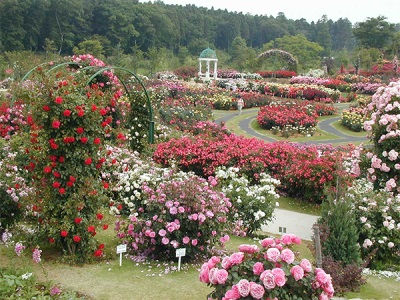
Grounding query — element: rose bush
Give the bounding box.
[200,234,334,299]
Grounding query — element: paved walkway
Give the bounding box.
[261,208,319,241]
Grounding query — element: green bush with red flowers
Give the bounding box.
[13,63,124,263]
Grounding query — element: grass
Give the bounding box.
[277,196,321,216]
[331,120,369,137]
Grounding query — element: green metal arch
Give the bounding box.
[16,62,154,144]
[257,49,298,71]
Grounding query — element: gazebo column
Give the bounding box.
[213,61,218,79]
[206,60,210,79]
[198,60,202,77]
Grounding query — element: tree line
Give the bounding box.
[0,0,399,75]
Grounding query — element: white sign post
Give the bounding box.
[116,244,127,267]
[175,248,186,272]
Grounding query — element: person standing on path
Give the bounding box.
[237,96,244,115]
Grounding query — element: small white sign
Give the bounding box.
[116,244,127,254]
[176,248,186,257]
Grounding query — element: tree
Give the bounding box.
[331,18,356,51]
[353,16,396,49]
[72,39,105,59]
[315,15,332,57]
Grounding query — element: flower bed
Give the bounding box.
[200,234,334,299]
[257,70,297,78]
[290,76,349,92]
[341,107,366,132]
[153,135,351,202]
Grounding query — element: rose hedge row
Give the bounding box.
[153,134,351,202]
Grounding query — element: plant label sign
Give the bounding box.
[116,244,127,254]
[117,244,127,267]
[176,248,186,272]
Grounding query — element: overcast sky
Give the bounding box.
[142,0,399,24]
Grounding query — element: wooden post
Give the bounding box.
[313,224,322,268]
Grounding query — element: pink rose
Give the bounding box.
[216,269,229,284]
[300,258,312,273]
[165,201,174,208]
[182,236,190,244]
[229,252,244,265]
[161,237,169,245]
[272,268,286,287]
[261,270,275,290]
[191,239,198,246]
[250,282,265,299]
[208,267,219,284]
[207,256,221,269]
[280,248,295,264]
[199,263,210,283]
[315,268,329,284]
[158,229,166,237]
[169,207,177,214]
[265,248,281,262]
[253,262,264,275]
[221,256,232,270]
[237,279,250,297]
[260,238,275,248]
[238,244,259,254]
[224,285,240,300]
[319,292,329,300]
[281,233,301,245]
[290,265,305,281]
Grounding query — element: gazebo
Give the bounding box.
[198,47,218,80]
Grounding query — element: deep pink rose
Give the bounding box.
[229,252,244,265]
[207,256,221,269]
[260,238,275,248]
[261,270,275,290]
[238,244,259,254]
[224,285,240,300]
[253,262,264,275]
[265,248,281,262]
[199,263,210,283]
[208,268,219,284]
[216,269,229,284]
[315,268,329,284]
[237,279,250,297]
[300,258,312,273]
[272,268,286,287]
[280,248,295,264]
[250,282,265,299]
[221,256,232,270]
[290,265,305,281]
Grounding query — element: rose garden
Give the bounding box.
[0,53,399,299]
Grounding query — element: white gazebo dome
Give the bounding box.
[198,47,218,80]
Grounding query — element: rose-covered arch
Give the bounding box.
[257,49,298,71]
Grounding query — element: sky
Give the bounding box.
[143,0,400,24]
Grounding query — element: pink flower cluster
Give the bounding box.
[200,234,334,299]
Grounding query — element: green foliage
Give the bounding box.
[318,187,361,266]
[353,16,396,49]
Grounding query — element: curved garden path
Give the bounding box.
[213,103,368,244]
[213,103,368,145]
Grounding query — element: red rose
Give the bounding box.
[55,96,63,104]
[76,127,84,134]
[63,109,71,117]
[60,230,68,237]
[43,105,51,111]
[93,138,101,145]
[87,225,95,233]
[77,110,84,117]
[117,204,123,210]
[53,171,60,177]
[59,188,66,194]
[52,181,61,188]
[74,217,82,224]
[58,156,65,163]
[94,249,103,257]
[48,237,55,243]
[85,157,92,165]
[101,121,108,127]
[69,175,76,182]
[52,120,61,129]
[98,243,105,249]
[44,166,52,173]
[73,235,81,243]
[67,181,74,187]
[96,213,104,220]
[99,108,107,116]
[103,224,109,230]
[117,133,126,140]
[103,182,109,189]
[91,104,97,111]
[80,137,88,144]
[50,156,57,162]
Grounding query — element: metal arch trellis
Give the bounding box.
[257,49,298,71]
[16,62,154,144]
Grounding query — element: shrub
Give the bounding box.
[200,234,335,299]
[341,107,366,132]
